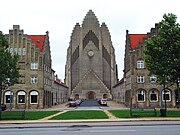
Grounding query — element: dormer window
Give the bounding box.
[137,60,144,69]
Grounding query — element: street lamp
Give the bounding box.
[6,78,12,111]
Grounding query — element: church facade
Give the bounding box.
[65,10,118,100]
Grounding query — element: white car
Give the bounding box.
[100,99,107,106]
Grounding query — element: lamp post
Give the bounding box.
[7,78,12,111]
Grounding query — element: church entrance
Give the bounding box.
[87,91,96,99]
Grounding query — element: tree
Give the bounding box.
[144,13,180,108]
[0,32,20,109]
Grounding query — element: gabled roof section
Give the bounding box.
[82,10,100,27]
[129,34,147,49]
[27,35,46,52]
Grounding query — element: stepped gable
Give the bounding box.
[27,35,46,52]
[129,34,147,49]
[82,10,100,27]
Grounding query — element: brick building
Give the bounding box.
[2,25,68,109]
[122,24,178,108]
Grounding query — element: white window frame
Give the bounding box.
[137,76,144,83]
[31,62,38,70]
[162,90,171,102]
[17,91,26,104]
[18,48,22,55]
[4,91,13,104]
[137,60,144,69]
[22,48,26,55]
[31,76,38,84]
[149,90,158,102]
[137,90,145,102]
[30,91,38,104]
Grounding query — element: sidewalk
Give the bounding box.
[0,101,180,124]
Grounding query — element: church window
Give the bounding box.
[83,30,99,49]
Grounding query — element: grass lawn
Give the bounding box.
[0,111,60,120]
[109,109,180,118]
[50,110,109,120]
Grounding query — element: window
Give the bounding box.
[14,48,17,54]
[137,60,144,69]
[10,48,13,54]
[18,48,22,55]
[22,48,26,55]
[4,91,13,103]
[31,62,38,69]
[162,90,171,101]
[31,77,38,84]
[137,90,145,102]
[30,91,38,104]
[150,90,158,102]
[150,75,157,83]
[17,91,25,104]
[137,76,144,83]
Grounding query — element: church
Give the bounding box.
[65,10,119,100]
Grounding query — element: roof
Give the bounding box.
[27,35,46,52]
[129,34,147,49]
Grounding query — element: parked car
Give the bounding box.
[0,104,6,111]
[69,101,76,107]
[100,99,107,106]
[75,100,82,106]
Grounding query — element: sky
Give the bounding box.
[0,0,180,81]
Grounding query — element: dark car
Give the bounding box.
[0,104,6,111]
[69,101,77,107]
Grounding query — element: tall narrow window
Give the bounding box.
[150,90,158,102]
[18,48,22,55]
[17,91,25,104]
[4,91,13,103]
[22,48,26,55]
[137,60,144,69]
[162,90,171,101]
[30,91,38,104]
[137,90,145,102]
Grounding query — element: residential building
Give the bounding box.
[123,24,178,108]
[2,25,68,109]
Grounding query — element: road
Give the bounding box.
[79,99,101,107]
[0,121,180,135]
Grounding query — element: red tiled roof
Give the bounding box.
[27,35,46,52]
[129,34,147,49]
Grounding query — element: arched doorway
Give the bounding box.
[87,91,96,99]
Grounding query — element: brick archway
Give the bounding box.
[87,91,96,99]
